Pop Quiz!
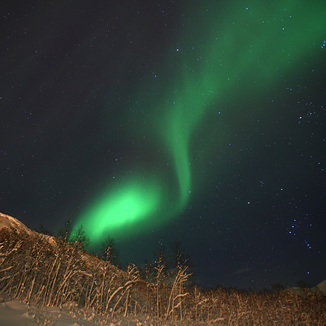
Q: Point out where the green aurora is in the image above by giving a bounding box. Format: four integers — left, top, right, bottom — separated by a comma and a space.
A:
71, 0, 326, 244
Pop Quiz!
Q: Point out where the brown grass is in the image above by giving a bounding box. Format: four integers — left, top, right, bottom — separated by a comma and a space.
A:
1, 227, 325, 325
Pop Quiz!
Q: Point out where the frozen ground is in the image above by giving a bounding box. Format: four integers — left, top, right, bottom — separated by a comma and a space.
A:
0, 296, 109, 325
0, 296, 208, 326
0, 296, 156, 326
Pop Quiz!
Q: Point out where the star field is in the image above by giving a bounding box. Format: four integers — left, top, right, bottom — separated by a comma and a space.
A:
0, 0, 325, 290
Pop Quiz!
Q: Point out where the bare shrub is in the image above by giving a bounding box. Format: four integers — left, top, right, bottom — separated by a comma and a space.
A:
1, 227, 325, 325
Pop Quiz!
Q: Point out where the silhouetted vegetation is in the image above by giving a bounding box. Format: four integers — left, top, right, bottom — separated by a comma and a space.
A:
35, 224, 53, 236
99, 234, 120, 267
69, 225, 89, 250
56, 219, 72, 241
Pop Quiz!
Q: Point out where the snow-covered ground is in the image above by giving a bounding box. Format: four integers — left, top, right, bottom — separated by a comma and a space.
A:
0, 296, 197, 326
0, 296, 113, 326
0, 296, 169, 326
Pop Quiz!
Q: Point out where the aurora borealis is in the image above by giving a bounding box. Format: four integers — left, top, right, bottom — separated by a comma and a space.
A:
74, 176, 162, 240
71, 0, 326, 243
1, 0, 325, 289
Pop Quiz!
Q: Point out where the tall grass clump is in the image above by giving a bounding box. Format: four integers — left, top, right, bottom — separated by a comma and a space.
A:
1, 226, 325, 325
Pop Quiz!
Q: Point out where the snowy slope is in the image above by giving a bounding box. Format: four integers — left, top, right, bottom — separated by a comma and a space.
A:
0, 211, 58, 247
0, 212, 35, 235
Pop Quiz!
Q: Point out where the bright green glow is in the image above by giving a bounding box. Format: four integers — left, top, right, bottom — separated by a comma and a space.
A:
71, 178, 161, 241
73, 1, 326, 244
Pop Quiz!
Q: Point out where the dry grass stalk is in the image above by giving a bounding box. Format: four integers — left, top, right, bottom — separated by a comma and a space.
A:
1, 226, 326, 325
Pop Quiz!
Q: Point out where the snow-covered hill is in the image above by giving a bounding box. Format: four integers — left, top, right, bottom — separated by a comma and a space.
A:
0, 211, 58, 247
0, 212, 35, 235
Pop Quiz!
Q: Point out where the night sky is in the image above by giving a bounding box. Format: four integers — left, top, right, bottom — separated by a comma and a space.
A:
1, 1, 326, 290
